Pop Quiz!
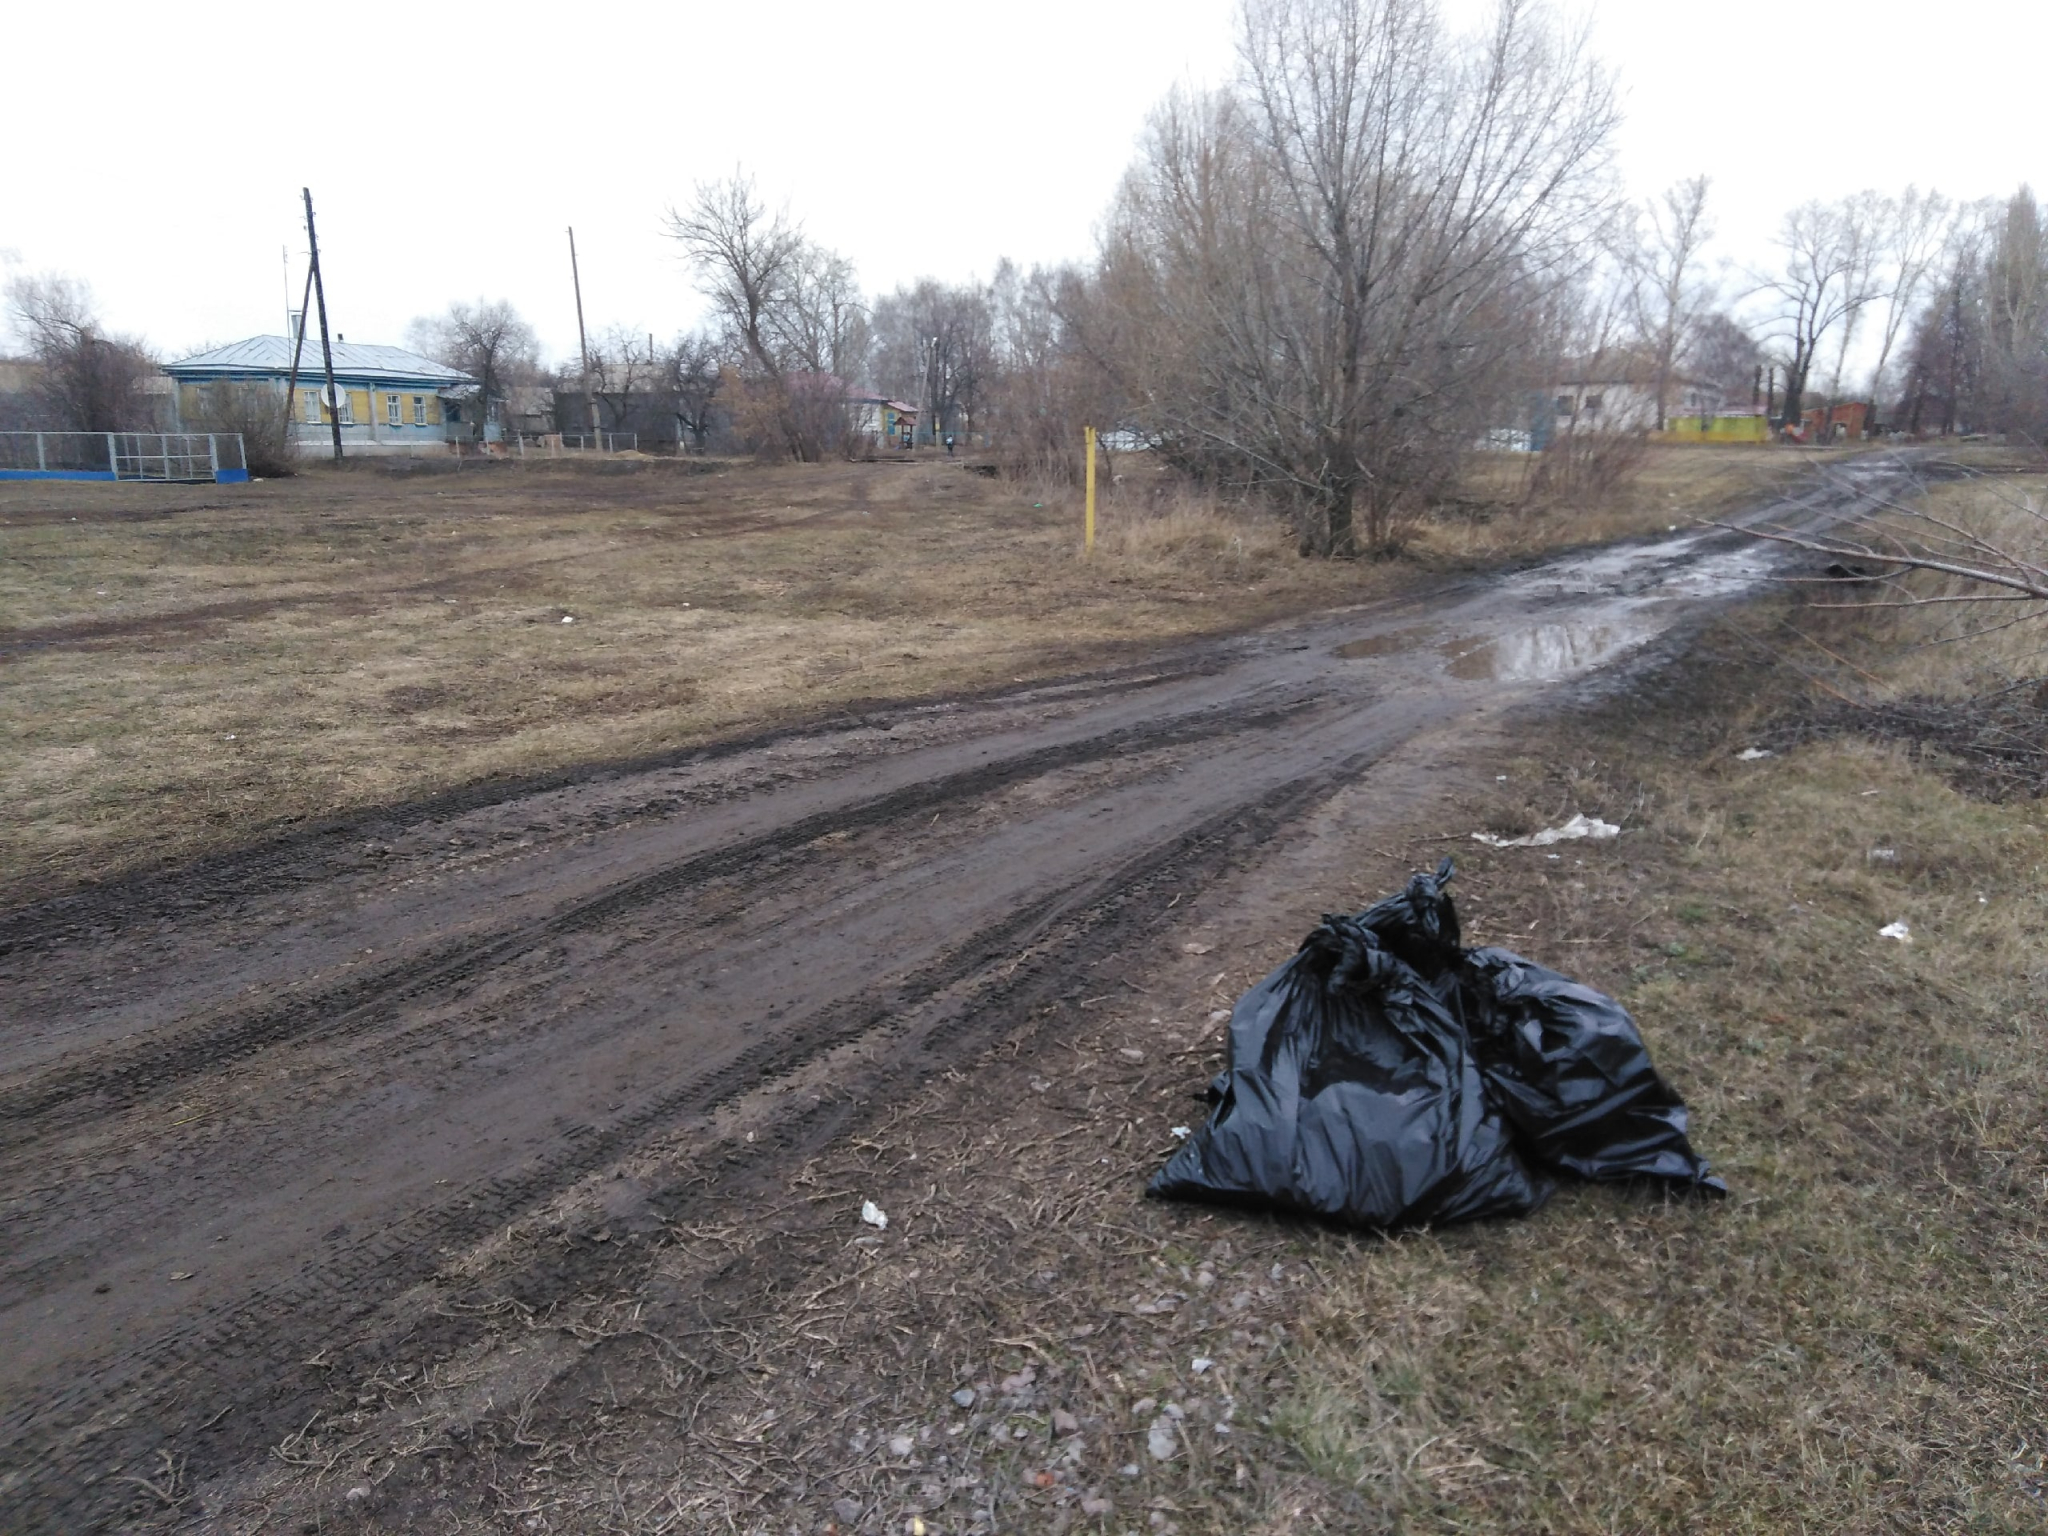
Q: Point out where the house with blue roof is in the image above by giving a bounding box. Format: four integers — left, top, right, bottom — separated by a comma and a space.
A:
163, 335, 479, 450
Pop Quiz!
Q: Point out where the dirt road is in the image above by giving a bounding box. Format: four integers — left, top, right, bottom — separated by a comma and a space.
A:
0, 461, 1903, 1529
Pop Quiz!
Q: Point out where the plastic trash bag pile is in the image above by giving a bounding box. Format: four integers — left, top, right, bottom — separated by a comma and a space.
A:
1150, 859, 1723, 1229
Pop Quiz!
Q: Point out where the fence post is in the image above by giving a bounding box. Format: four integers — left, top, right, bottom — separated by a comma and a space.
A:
107, 433, 119, 479
208, 435, 220, 481
35, 432, 46, 472
1084, 425, 1097, 552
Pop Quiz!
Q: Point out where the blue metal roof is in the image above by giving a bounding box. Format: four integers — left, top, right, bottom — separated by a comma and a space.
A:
164, 335, 475, 388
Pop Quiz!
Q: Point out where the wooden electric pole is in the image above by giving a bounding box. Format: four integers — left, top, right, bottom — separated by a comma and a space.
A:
303, 188, 344, 461
568, 226, 596, 438
281, 259, 315, 449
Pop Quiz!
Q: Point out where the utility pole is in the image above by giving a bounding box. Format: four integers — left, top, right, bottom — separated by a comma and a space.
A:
303, 188, 343, 461
568, 227, 596, 439
281, 260, 315, 449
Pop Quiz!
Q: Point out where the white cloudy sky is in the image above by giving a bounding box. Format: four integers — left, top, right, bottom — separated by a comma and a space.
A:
4, 0, 2042, 363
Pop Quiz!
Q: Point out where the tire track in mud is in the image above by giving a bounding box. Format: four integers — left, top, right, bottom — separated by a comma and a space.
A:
0, 736, 1381, 1532
0, 652, 1226, 964
0, 695, 1322, 1147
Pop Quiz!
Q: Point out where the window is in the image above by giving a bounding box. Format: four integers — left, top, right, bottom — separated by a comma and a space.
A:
386, 393, 402, 427
412, 395, 426, 426
337, 392, 355, 425
1585, 393, 1604, 415
303, 390, 321, 425
1554, 394, 1572, 415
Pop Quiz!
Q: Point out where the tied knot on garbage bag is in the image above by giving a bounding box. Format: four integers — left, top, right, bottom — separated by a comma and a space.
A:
1151, 857, 1724, 1230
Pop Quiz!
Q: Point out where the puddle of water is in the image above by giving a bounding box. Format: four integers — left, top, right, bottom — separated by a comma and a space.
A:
1440, 613, 1665, 682
1334, 624, 1437, 659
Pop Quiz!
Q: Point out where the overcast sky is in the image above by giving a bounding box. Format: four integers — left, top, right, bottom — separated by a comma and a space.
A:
4, 1, 2042, 364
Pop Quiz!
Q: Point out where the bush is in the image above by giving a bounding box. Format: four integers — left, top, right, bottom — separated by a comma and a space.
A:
192, 382, 296, 477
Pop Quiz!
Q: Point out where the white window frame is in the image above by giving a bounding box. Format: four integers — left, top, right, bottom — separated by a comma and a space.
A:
412, 395, 426, 426
386, 393, 402, 427
303, 390, 321, 425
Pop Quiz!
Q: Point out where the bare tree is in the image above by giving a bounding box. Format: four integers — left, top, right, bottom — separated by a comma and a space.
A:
665, 173, 868, 460
1862, 187, 1953, 424
1103, 0, 1618, 553
771, 247, 871, 380
1897, 226, 1987, 437
1979, 186, 2048, 441
663, 331, 724, 452
874, 279, 998, 442
1754, 200, 1880, 430
1685, 311, 1763, 413
1620, 176, 1715, 430
585, 324, 656, 432
406, 300, 540, 438
667, 175, 806, 385
4, 274, 158, 432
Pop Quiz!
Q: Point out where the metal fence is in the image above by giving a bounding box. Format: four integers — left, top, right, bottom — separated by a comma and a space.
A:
0, 431, 250, 483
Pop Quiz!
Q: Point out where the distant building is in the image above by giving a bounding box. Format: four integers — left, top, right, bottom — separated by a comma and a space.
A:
1798, 400, 1868, 442
846, 394, 917, 451
1656, 412, 1771, 444
162, 335, 478, 449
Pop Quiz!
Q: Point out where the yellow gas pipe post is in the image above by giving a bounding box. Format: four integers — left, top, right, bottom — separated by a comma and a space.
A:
1084, 425, 1097, 553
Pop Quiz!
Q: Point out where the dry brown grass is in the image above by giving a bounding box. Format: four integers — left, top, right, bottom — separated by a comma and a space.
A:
0, 460, 1364, 904
1274, 728, 2046, 1531
1424, 442, 1836, 560
0, 450, 1791, 906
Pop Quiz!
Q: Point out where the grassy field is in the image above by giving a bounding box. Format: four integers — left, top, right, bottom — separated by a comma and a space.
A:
0, 444, 1813, 907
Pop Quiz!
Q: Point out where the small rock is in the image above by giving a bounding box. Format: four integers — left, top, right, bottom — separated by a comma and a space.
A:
1180, 941, 1212, 955
1120, 1463, 1140, 1478
345, 1485, 371, 1503
952, 1388, 977, 1409
1051, 1408, 1080, 1435
1147, 1416, 1178, 1461
999, 1365, 1037, 1394
1080, 1495, 1114, 1516
888, 1434, 915, 1457
1191, 1357, 1214, 1374
1118, 1047, 1145, 1063
833, 1496, 862, 1523
1207, 1009, 1228, 1023
1131, 1396, 1157, 1416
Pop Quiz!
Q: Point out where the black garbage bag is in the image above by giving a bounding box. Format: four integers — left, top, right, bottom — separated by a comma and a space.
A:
1150, 859, 1722, 1230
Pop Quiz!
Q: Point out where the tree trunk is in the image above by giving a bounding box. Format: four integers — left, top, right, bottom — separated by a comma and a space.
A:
1326, 478, 1359, 558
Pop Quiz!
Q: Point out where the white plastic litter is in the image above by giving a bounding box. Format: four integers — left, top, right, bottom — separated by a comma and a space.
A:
1879, 921, 1911, 942
561, 615, 575, 624
1736, 747, 1772, 761
1147, 1417, 1178, 1461
1472, 813, 1621, 848
1191, 1357, 1214, 1374
1170, 1126, 1192, 1140
860, 1200, 889, 1230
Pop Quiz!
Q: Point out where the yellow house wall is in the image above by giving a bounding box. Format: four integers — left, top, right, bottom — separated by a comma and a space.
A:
1655, 415, 1770, 444
172, 376, 450, 432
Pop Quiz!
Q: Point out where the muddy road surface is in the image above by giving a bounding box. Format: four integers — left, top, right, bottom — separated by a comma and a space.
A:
0, 462, 1903, 1528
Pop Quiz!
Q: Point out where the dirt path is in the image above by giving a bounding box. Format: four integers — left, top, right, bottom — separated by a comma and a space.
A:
0, 463, 1906, 1529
